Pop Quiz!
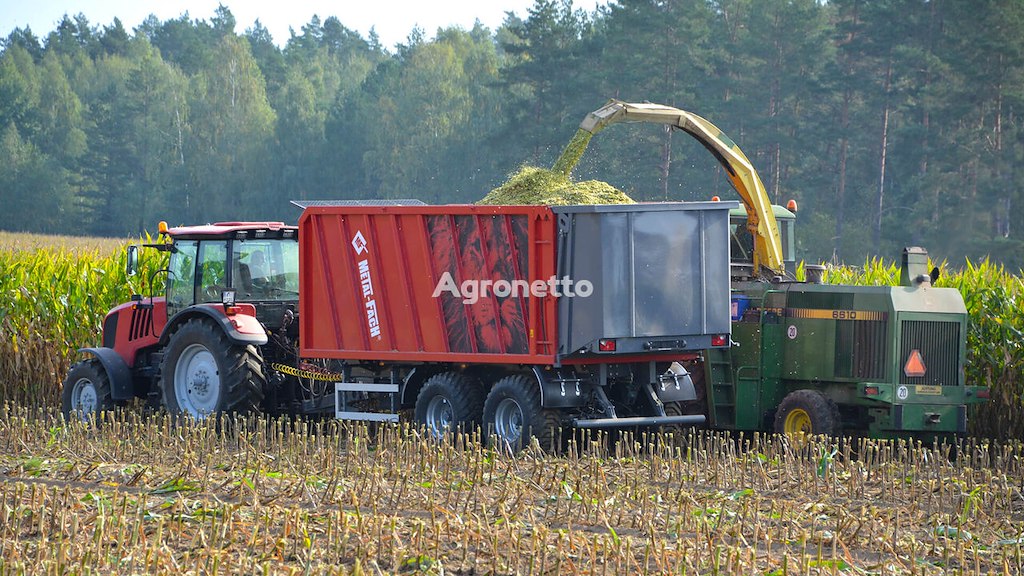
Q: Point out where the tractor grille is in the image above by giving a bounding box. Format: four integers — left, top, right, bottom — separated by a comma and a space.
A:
129, 306, 151, 341
899, 320, 960, 386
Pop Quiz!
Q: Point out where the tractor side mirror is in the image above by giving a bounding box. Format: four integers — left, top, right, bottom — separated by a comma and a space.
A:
126, 245, 140, 277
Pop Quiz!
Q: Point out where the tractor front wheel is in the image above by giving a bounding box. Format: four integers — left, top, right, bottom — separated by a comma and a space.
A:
161, 318, 265, 419
62, 359, 115, 422
773, 389, 840, 439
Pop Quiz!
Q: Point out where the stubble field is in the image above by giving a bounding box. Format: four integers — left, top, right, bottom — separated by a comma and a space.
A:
1, 411, 1022, 575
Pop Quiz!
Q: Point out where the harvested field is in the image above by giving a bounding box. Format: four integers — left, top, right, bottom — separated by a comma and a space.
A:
0, 410, 1021, 574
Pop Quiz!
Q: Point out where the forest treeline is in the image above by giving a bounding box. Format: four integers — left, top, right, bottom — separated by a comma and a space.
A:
2, 0, 1022, 268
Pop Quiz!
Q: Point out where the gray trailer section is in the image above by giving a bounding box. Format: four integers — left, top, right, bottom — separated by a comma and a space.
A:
553, 202, 736, 360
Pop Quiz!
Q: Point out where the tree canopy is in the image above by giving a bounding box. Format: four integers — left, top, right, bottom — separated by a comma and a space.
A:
2, 1, 1023, 270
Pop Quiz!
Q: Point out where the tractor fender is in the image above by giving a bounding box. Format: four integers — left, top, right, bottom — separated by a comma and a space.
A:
78, 347, 134, 401
160, 305, 268, 347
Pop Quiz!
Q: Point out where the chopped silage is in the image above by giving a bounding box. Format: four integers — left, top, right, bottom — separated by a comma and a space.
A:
478, 128, 635, 206
477, 166, 635, 206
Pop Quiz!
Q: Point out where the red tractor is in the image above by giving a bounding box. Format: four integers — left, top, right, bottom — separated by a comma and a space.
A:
62, 221, 301, 419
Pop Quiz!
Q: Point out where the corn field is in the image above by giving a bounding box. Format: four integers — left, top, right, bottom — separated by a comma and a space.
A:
0, 411, 1021, 575
0, 234, 1022, 574
0, 232, 152, 407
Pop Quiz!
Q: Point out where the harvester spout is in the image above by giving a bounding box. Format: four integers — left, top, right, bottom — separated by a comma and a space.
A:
553, 99, 786, 277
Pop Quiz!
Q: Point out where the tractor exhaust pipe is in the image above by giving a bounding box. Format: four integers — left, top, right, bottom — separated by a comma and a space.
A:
901, 247, 939, 287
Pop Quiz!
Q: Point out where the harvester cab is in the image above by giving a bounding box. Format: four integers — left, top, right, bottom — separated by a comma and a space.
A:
726, 203, 798, 281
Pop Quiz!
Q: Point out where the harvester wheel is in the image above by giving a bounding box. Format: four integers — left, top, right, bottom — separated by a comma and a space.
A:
62, 359, 115, 423
660, 401, 689, 441
161, 318, 266, 419
414, 372, 485, 439
483, 375, 562, 452
774, 389, 840, 439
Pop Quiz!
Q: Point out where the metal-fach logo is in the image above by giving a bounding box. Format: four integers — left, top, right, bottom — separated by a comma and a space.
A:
351, 231, 381, 338
432, 272, 593, 305
351, 231, 368, 255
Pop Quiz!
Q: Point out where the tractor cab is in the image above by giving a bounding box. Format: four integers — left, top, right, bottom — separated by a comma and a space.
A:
131, 221, 300, 330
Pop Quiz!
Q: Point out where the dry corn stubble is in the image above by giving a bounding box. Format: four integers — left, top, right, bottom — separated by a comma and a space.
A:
0, 408, 1021, 575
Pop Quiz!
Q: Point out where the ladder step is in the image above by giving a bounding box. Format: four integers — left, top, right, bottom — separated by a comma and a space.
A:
335, 411, 399, 422
334, 382, 400, 421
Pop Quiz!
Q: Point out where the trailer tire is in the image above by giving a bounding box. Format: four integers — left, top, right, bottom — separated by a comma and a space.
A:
774, 390, 840, 439
414, 372, 485, 439
161, 318, 265, 419
62, 359, 115, 423
483, 375, 562, 452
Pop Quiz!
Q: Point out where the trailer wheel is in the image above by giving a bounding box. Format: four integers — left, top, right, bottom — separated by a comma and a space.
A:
774, 390, 840, 439
414, 372, 485, 438
161, 318, 266, 419
483, 375, 562, 452
62, 359, 115, 423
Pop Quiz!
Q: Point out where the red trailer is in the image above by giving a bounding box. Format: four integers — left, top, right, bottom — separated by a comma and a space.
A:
298, 200, 736, 446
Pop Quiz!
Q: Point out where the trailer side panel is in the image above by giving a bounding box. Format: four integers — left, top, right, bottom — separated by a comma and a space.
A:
299, 205, 559, 363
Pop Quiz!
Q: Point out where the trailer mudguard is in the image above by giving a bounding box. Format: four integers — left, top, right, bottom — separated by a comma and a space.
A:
532, 367, 590, 408
160, 305, 268, 347
78, 347, 134, 401
400, 367, 439, 407
655, 364, 698, 403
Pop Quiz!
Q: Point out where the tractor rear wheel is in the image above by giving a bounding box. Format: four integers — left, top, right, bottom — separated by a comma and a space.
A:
774, 389, 840, 439
62, 359, 115, 422
414, 372, 485, 438
483, 375, 562, 452
161, 318, 265, 419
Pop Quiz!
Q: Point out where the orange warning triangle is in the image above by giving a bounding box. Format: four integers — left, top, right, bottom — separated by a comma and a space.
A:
904, 349, 927, 377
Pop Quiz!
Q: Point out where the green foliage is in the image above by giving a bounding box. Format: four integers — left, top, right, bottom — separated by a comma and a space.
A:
952, 260, 1024, 440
